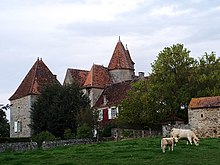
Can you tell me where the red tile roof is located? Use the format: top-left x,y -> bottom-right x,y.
66,68 -> 89,86
9,58 -> 59,101
108,40 -> 134,70
83,64 -> 112,88
188,96 -> 220,109
94,80 -> 133,108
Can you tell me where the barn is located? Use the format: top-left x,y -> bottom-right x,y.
188,96 -> 220,138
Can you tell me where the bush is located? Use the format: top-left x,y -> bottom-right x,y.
32,131 -> 56,148
100,122 -> 117,137
76,123 -> 92,139
64,128 -> 74,139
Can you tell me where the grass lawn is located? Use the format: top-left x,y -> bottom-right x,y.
0,137 -> 219,165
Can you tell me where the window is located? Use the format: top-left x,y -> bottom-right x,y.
108,107 -> 118,119
14,120 -> 21,133
98,110 -> 103,121
14,121 -> 18,133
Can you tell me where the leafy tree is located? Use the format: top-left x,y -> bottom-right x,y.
148,44 -> 196,121
30,83 -> 91,139
118,44 -> 220,126
0,104 -> 10,137
118,80 -> 150,128
192,52 -> 220,97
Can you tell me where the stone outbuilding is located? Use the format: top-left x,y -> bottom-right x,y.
188,96 -> 220,138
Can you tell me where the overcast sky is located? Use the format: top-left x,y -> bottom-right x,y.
1,0 -> 220,119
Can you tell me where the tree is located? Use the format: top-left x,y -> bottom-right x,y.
0,104 -> 10,137
148,44 -> 196,121
118,80 -> 156,128
118,44 -> 220,126
30,83 -> 91,139
192,52 -> 220,97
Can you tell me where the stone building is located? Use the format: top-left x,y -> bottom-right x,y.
63,38 -> 146,122
9,58 -> 59,137
188,96 -> 220,138
9,38 -> 146,137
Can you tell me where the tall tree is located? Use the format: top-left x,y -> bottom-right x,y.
118,80 -> 161,128
192,52 -> 220,97
30,83 -> 91,138
0,104 -> 10,137
148,44 -> 196,121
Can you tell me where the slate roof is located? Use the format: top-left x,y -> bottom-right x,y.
94,80 -> 133,108
83,64 -> 112,88
9,58 -> 59,101
188,96 -> 220,109
108,39 -> 134,70
66,68 -> 89,86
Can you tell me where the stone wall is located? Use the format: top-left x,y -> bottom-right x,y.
188,107 -> 220,138
109,69 -> 134,84
0,139 -> 92,153
10,96 -> 37,138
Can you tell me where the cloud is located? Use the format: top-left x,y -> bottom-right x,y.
149,5 -> 193,17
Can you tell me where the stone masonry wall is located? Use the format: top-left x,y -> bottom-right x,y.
188,107 -> 220,138
0,139 -> 92,153
10,95 -> 38,138
109,69 -> 134,84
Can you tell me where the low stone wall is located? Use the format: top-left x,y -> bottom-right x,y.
0,141 -> 37,152
0,139 -> 92,153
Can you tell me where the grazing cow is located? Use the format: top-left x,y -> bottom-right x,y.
161,137 -> 178,153
170,128 -> 199,146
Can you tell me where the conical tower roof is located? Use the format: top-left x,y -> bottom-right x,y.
9,58 -> 59,100
108,38 -> 135,70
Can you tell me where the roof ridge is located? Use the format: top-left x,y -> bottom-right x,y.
29,58 -> 39,94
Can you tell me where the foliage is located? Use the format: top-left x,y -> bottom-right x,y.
118,80 -> 156,127
76,123 -> 92,139
63,129 -> 74,140
76,107 -> 95,130
99,122 -> 117,137
149,44 -> 196,121
32,131 -> 56,148
192,52 -> 220,97
30,83 -> 91,139
118,44 -> 220,126
0,138 -> 220,165
0,104 -> 10,137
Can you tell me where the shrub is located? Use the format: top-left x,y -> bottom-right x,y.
76,123 -> 92,139
100,122 -> 117,137
32,131 -> 56,148
64,128 -> 74,140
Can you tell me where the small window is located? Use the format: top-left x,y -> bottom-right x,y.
108,107 -> 118,119
98,110 -> 103,121
14,121 -> 18,133
201,114 -> 203,118
14,120 -> 22,133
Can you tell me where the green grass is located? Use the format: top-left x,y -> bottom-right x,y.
0,137 -> 219,165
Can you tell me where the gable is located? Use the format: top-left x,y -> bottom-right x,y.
64,68 -> 89,86
83,64 -> 112,88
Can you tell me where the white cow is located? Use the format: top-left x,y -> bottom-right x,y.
170,128 -> 199,146
161,137 -> 178,153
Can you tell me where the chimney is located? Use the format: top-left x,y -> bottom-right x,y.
103,95 -> 108,105
138,72 -> 145,79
